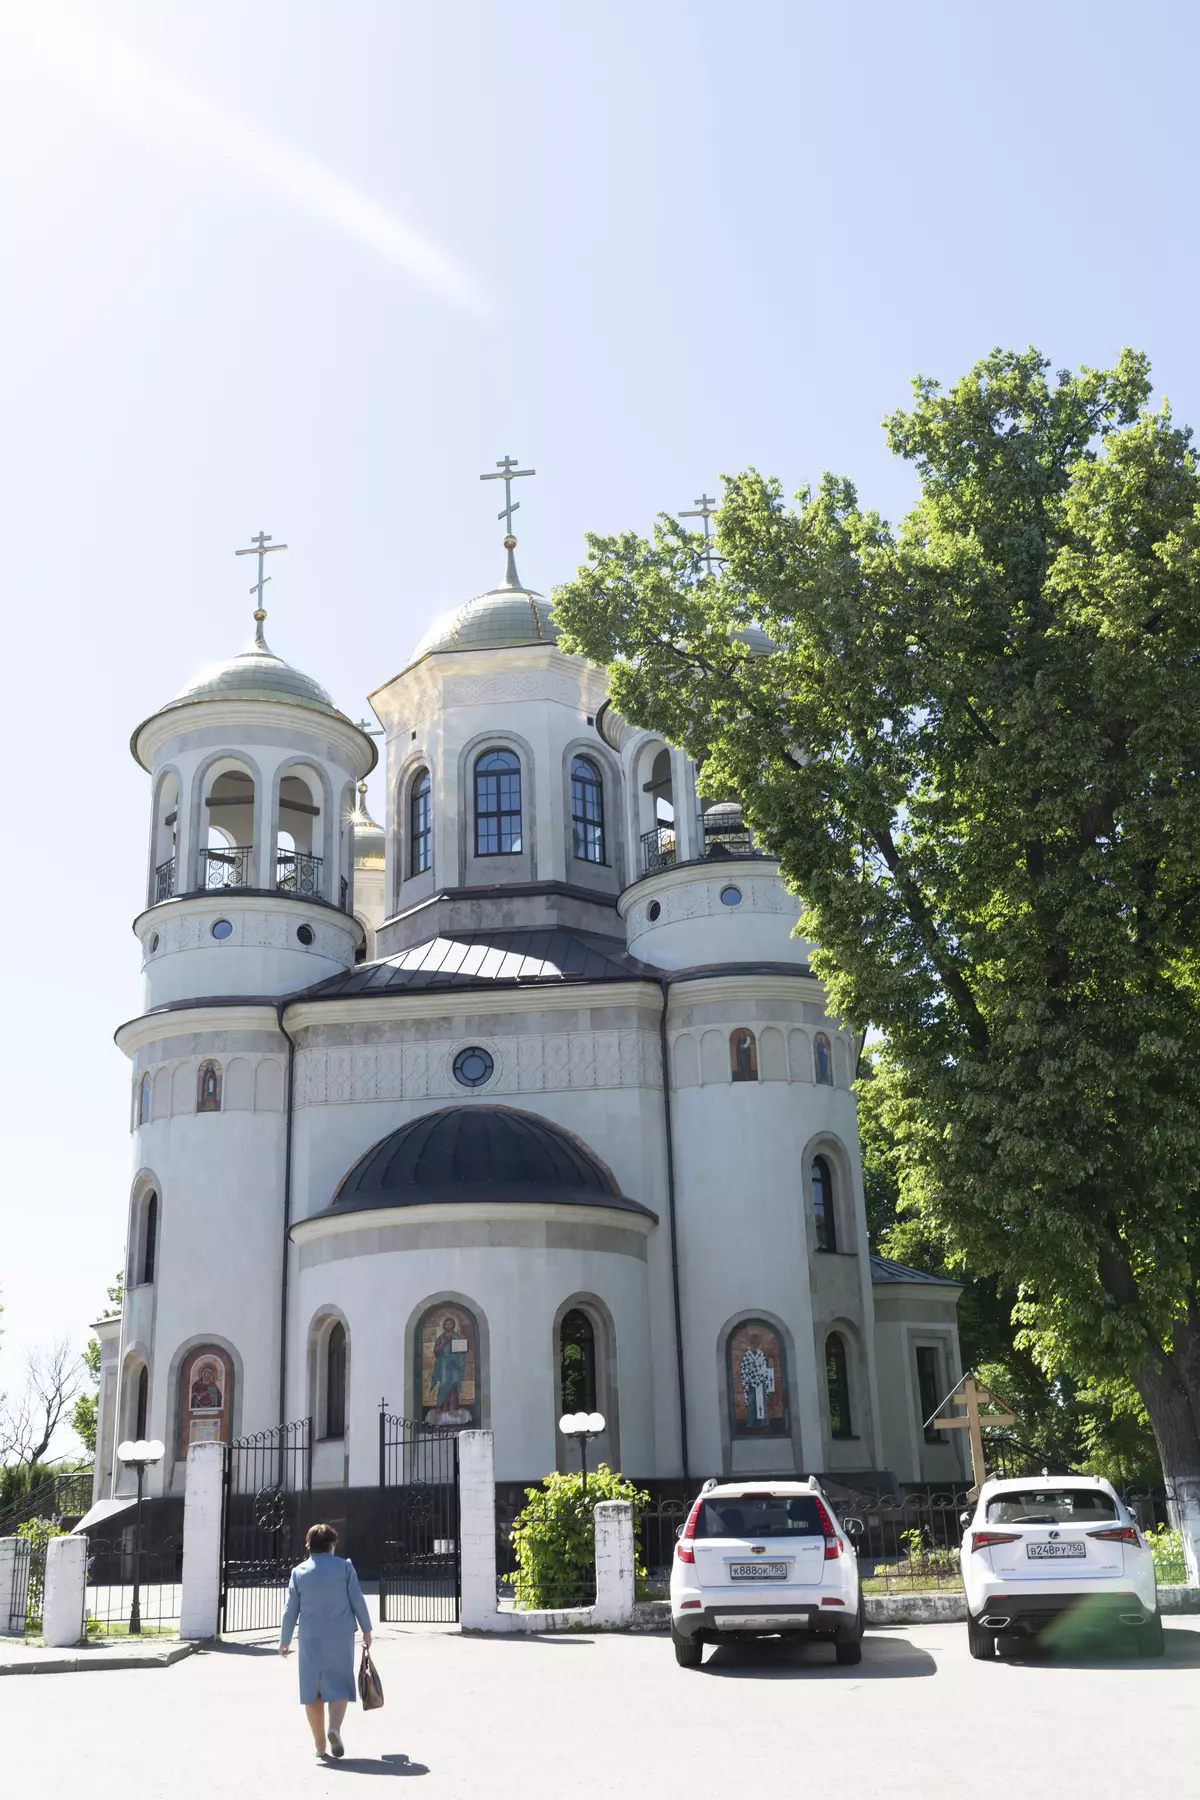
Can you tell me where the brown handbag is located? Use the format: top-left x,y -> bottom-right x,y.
358,1646 -> 384,1711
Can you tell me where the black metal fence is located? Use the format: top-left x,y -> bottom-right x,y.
379,1412 -> 460,1623
634,1497 -> 689,1597
6,1538 -> 32,1635
276,848 -> 322,898
0,1468 -> 95,1537
202,844 -> 254,889
221,1419 -> 312,1633
154,856 -> 175,902
83,1532 -> 183,1637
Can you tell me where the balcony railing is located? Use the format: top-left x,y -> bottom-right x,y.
640,826 -> 677,874
276,848 -> 323,899
154,857 -> 176,903
640,811 -> 765,876
202,844 -> 253,890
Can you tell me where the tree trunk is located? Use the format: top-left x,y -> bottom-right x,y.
1134,1338 -> 1200,1587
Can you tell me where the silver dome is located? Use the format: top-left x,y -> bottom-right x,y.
407,585 -> 558,664
166,638 -> 339,714
352,787 -> 385,869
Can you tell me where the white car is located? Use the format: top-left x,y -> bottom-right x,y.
960,1475 -> 1161,1658
668,1478 -> 863,1668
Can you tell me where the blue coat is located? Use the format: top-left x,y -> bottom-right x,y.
280,1555 -> 372,1705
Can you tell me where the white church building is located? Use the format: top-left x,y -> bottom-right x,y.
93,487 -> 967,1510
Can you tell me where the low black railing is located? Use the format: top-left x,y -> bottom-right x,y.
202,845 -> 253,889
701,810 -> 761,859
276,848 -> 322,899
154,857 -> 175,903
641,826 -> 677,874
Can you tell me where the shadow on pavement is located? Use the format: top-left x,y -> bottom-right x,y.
325,1755 -> 428,1776
199,1640 -> 279,1657
995,1624 -> 1200,1670
700,1635 -> 936,1679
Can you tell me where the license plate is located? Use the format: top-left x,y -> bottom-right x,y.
1027,1541 -> 1085,1559
730,1561 -> 788,1580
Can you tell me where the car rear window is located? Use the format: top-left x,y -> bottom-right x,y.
985,1488 -> 1118,1525
694,1496 -> 825,1539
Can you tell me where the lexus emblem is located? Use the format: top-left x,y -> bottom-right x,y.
752,1545 -> 766,1554
1049,1530 -> 1060,1540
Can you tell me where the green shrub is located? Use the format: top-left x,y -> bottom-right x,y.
1144,1524 -> 1188,1586
505,1465 -> 649,1610
15,1516 -> 68,1632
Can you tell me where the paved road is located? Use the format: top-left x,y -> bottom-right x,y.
5,1617 -> 1199,1798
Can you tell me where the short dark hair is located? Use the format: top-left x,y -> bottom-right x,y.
306,1522 -> 339,1554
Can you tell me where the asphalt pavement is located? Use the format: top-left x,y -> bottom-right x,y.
3,1617 -> 1197,1798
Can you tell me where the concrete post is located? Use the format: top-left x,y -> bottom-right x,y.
0,1538 -> 25,1637
43,1536 -> 87,1647
180,1441 -> 225,1640
593,1499 -> 635,1627
457,1430 -> 498,1631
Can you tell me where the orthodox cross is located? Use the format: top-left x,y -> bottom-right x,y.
480,453 -> 535,543
354,715 -> 384,739
931,1373 -> 1017,1497
235,530 -> 288,643
680,492 -> 719,576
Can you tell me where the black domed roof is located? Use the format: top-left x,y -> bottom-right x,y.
330,1106 -> 654,1219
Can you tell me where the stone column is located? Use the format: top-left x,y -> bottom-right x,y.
43,1536 -> 87,1647
592,1499 -> 635,1627
180,1441 -> 225,1639
0,1538 -> 25,1637
457,1430 -> 499,1631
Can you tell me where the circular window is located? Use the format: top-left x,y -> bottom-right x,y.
453,1046 -> 495,1089
296,924 -> 315,946
720,885 -> 743,907
211,919 -> 233,940
647,901 -> 662,922
149,932 -> 160,953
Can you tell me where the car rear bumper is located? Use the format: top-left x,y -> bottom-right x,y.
673,1602 -> 859,1641
971,1592 -> 1158,1634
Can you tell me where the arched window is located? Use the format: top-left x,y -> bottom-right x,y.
137,1072 -> 151,1127
811,1155 -> 836,1251
135,1364 -> 149,1440
814,1032 -> 833,1085
474,749 -> 522,856
325,1322 -> 347,1438
730,1028 -> 758,1082
410,769 -> 432,875
197,1060 -> 222,1113
826,1332 -> 852,1438
178,1345 -> 234,1458
727,1318 -> 789,1437
415,1301 -> 480,1429
559,1309 -> 597,1413
570,757 -> 605,864
143,1193 -> 158,1285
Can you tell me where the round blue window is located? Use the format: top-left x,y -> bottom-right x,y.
720,885 -> 743,907
453,1046 -> 494,1088
211,918 -> 234,940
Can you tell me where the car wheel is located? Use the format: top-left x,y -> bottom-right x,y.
672,1622 -> 704,1668
835,1637 -> 863,1665
967,1613 -> 996,1661
1136,1613 -> 1165,1657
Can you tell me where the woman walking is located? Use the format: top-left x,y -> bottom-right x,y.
279,1523 -> 373,1760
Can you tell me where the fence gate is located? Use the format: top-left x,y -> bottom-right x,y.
221,1418 -> 312,1633
379,1410 -> 460,1623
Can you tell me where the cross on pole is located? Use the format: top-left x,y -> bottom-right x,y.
680,492 -> 720,576
480,454 -> 535,542
931,1373 -> 1017,1497
235,531 -> 288,643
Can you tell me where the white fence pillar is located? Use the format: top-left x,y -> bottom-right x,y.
180,1441 -> 225,1639
0,1538 -> 25,1637
43,1535 -> 86,1647
457,1430 -> 498,1631
593,1500 -> 635,1628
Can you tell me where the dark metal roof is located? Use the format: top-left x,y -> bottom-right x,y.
303,929 -> 646,998
330,1105 -> 655,1219
869,1254 -> 961,1289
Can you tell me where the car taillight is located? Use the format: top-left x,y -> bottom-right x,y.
676,1496 -> 705,1565
1088,1526 -> 1140,1545
813,1496 -> 843,1560
971,1531 -> 1020,1553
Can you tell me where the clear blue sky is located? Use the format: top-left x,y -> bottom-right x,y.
2,0 -> 1196,1440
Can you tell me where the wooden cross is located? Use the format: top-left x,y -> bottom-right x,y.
931,1374 -> 1016,1497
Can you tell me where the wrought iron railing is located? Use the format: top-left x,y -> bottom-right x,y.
701,808 -> 760,859
202,845 -> 253,890
154,857 -> 175,903
275,848 -> 322,899
641,826 -> 677,874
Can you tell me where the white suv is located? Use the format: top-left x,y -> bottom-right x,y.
668,1479 -> 863,1668
960,1475 -> 1162,1658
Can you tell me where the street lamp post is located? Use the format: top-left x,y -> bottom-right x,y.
116,1438 -> 165,1635
557,1411 -> 606,1498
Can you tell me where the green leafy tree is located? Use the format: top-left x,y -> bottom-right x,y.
506,1466 -> 649,1610
553,347 -> 1200,1563
70,1273 -> 123,1456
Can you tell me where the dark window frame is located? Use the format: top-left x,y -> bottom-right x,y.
730,1028 -> 759,1082
559,1309 -> 598,1415
826,1332 -> 853,1439
570,755 -> 605,864
474,749 -> 522,856
916,1344 -> 942,1443
325,1321 -> 347,1439
409,769 -> 432,875
135,1364 -> 149,1440
814,1032 -> 834,1085
142,1192 -> 158,1285
811,1154 -> 837,1251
